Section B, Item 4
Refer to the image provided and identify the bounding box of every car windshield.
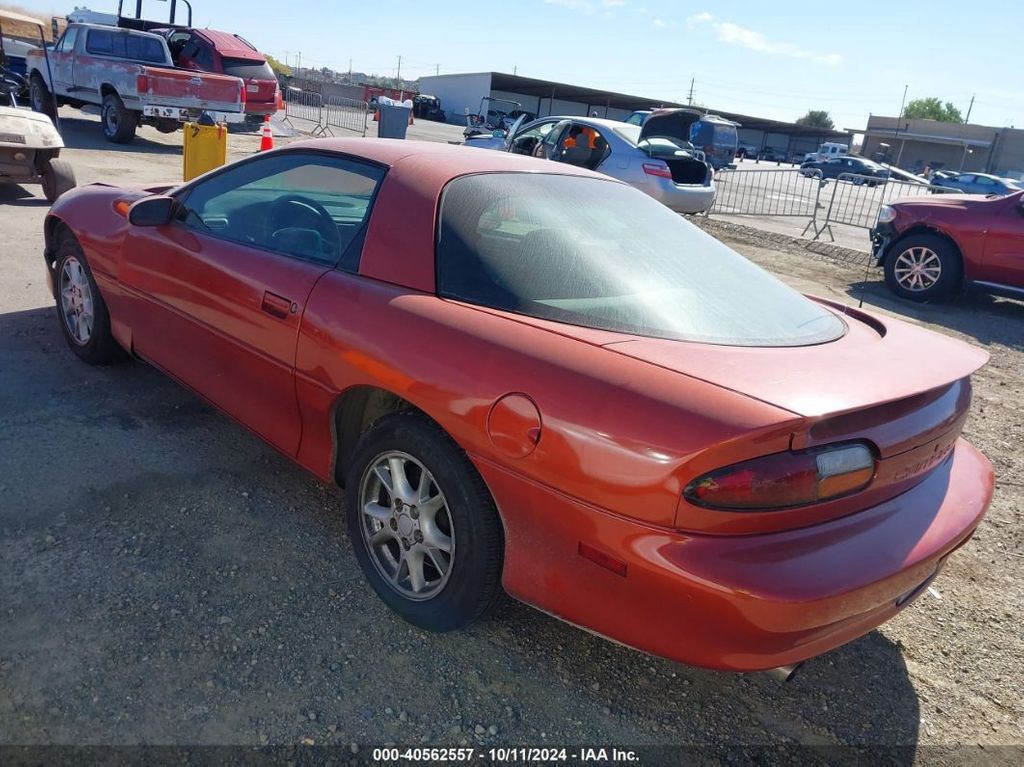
[436,174,847,347]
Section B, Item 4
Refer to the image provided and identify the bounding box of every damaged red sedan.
[42,139,994,675]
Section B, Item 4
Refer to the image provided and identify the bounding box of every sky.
[14,0,1024,131]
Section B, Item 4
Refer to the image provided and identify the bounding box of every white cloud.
[653,18,666,28]
[603,0,627,6]
[688,11,842,67]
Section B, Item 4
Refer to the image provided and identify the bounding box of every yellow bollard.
[182,122,227,182]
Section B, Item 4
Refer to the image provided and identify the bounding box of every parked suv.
[871,190,1024,301]
[162,28,280,121]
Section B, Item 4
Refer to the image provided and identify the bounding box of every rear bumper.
[141,105,246,124]
[481,437,993,672]
[646,181,716,214]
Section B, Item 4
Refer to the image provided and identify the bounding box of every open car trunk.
[640,141,710,185]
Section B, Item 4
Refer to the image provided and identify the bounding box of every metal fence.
[283,92,368,137]
[815,173,962,239]
[707,166,964,241]
[322,96,369,137]
[708,167,825,236]
[283,90,326,135]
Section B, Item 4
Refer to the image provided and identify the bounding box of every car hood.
[894,191,1020,210]
[601,299,987,418]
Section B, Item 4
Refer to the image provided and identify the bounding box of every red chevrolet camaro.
[42,139,994,676]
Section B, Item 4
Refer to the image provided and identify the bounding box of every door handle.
[261,290,296,319]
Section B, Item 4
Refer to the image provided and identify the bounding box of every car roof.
[287,137,609,179]
[282,139,622,293]
[71,22,164,40]
[527,115,633,131]
[191,28,264,60]
[0,9,45,26]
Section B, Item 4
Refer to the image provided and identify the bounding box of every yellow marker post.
[182,122,227,181]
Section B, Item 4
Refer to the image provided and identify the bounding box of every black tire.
[41,157,76,203]
[29,73,56,122]
[101,93,138,144]
[883,233,963,302]
[53,230,127,365]
[345,411,504,632]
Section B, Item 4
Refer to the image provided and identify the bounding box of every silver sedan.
[463,116,715,215]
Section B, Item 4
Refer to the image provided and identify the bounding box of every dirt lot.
[1,110,1022,761]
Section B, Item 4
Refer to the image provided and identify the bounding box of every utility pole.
[297,51,301,80]
[396,55,402,82]
[687,78,695,105]
[435,63,440,76]
[964,95,975,124]
[892,84,908,166]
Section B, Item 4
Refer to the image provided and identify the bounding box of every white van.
[804,142,849,163]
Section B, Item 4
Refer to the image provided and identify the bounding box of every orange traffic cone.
[259,114,274,151]
[408,110,414,125]
[372,109,380,122]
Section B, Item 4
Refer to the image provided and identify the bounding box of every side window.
[537,119,569,159]
[625,113,644,126]
[556,124,610,171]
[177,152,385,270]
[974,176,995,186]
[58,27,78,53]
[85,30,114,56]
[957,175,974,185]
[509,122,555,155]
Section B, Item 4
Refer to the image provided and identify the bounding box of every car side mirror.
[128,195,176,227]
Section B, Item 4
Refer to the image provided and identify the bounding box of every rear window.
[222,57,275,80]
[86,30,165,63]
[437,174,846,347]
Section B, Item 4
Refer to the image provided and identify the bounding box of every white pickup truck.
[26,23,246,143]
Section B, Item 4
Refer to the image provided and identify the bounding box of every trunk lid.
[610,300,989,536]
[638,108,702,142]
[603,300,987,424]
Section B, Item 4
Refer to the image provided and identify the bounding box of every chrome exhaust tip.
[764,663,802,682]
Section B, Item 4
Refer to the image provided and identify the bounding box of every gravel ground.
[0,113,1021,762]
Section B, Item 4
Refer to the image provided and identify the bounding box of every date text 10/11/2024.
[373,747,640,762]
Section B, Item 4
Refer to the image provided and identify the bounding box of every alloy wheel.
[358,451,455,601]
[893,246,942,292]
[59,256,94,345]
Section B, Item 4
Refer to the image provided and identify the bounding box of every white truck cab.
[805,142,849,163]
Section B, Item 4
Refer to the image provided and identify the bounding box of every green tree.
[902,97,964,123]
[264,54,291,77]
[795,110,835,129]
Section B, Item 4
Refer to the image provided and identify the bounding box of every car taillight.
[683,442,875,510]
[642,162,672,179]
[239,81,246,106]
[137,74,149,93]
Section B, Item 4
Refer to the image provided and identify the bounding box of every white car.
[464,115,716,215]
